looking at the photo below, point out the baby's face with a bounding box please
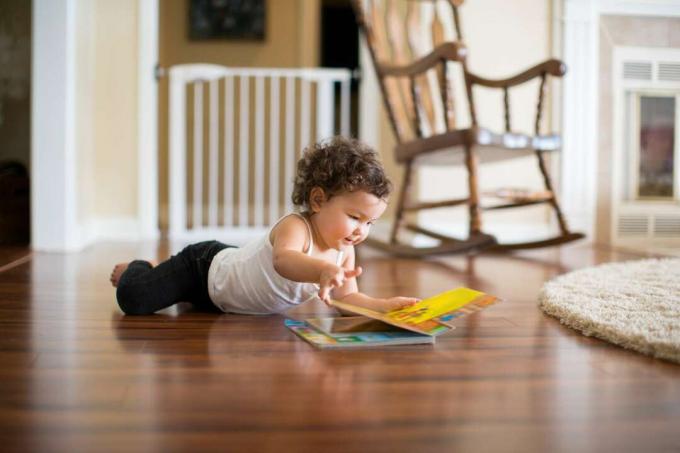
[313,190,387,250]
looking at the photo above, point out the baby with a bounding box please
[111,136,418,315]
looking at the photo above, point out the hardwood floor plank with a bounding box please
[0,241,678,452]
[0,246,31,271]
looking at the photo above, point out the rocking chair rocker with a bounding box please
[352,0,584,257]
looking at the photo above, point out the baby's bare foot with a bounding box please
[110,260,159,287]
[110,263,129,287]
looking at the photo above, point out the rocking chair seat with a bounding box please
[395,127,562,166]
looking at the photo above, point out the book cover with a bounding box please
[330,287,500,336]
[284,318,434,349]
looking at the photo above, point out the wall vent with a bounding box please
[618,215,648,235]
[658,62,680,82]
[654,216,680,237]
[623,61,652,80]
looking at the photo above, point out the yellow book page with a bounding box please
[386,287,484,324]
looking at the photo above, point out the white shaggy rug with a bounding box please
[539,258,680,364]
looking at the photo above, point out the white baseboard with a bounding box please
[563,211,594,239]
[74,217,159,251]
[93,217,159,241]
[613,242,680,257]
[32,216,160,252]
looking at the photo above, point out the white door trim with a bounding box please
[31,0,159,251]
[31,0,79,251]
[358,35,380,149]
[137,0,160,239]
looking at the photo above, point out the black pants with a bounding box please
[116,240,232,315]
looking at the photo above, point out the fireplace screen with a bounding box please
[636,95,676,199]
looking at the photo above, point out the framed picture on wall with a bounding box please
[189,0,265,40]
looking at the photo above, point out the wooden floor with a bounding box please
[0,240,679,452]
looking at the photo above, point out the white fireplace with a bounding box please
[557,0,680,253]
[612,47,680,247]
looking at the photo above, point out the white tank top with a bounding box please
[207,213,344,315]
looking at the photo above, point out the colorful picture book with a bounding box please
[286,287,500,348]
[285,317,434,349]
[330,287,500,336]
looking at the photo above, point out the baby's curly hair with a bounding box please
[292,136,392,212]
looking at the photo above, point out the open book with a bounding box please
[285,317,434,349]
[286,287,499,348]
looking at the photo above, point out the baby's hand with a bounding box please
[318,264,362,305]
[375,296,420,313]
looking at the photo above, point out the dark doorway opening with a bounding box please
[0,0,32,246]
[320,0,360,138]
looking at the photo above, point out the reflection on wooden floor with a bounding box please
[0,241,679,452]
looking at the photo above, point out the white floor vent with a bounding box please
[617,215,649,236]
[616,214,680,240]
[623,61,652,80]
[654,216,680,237]
[659,62,680,82]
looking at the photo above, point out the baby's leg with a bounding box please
[115,259,190,315]
[115,241,229,315]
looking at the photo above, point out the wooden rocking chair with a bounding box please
[351,0,584,257]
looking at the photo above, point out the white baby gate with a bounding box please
[168,64,352,243]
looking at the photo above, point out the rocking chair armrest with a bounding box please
[467,59,566,88]
[377,42,468,78]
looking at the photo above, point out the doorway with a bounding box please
[0,0,32,246]
[321,0,360,137]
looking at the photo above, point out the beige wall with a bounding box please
[76,0,138,223]
[69,0,557,236]
[72,0,318,231]
[415,0,555,233]
[157,0,320,228]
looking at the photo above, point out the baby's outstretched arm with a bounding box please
[329,246,419,313]
[336,292,419,313]
[270,215,417,311]
[317,263,362,304]
[271,216,356,301]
